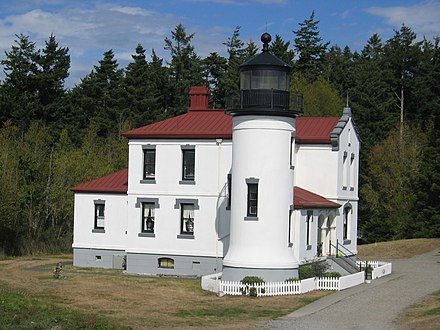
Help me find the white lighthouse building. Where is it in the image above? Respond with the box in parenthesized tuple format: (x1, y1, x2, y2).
(70, 33, 360, 282)
(222, 33, 301, 281)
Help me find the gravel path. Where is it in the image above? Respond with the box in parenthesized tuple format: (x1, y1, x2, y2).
(262, 248, 440, 329)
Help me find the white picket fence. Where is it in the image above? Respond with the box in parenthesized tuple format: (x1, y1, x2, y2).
(202, 260, 392, 297)
(207, 272, 365, 297)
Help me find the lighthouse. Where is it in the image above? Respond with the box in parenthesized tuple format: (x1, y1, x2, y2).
(222, 33, 302, 282)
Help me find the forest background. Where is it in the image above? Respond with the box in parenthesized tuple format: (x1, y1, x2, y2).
(0, 12, 439, 255)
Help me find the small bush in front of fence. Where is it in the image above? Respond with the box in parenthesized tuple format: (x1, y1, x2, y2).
(285, 277, 299, 282)
(240, 276, 265, 297)
(299, 259, 330, 279)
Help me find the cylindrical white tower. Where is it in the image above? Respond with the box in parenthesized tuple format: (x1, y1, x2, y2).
(223, 33, 302, 282)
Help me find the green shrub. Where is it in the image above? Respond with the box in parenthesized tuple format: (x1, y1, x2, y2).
(285, 277, 299, 282)
(240, 276, 265, 296)
(298, 260, 330, 279)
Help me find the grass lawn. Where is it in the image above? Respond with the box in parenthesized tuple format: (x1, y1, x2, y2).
(1, 238, 439, 329)
(396, 290, 440, 330)
(0, 256, 329, 329)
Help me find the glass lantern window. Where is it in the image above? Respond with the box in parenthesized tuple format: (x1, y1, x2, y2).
(240, 69, 288, 91)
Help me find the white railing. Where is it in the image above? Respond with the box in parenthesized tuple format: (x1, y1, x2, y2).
(356, 260, 393, 280)
(372, 262, 392, 279)
(300, 277, 316, 294)
(339, 271, 365, 290)
(201, 272, 222, 293)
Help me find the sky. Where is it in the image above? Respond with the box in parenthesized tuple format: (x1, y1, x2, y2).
(0, 0, 439, 88)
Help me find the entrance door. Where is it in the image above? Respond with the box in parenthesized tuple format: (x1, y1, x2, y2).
(328, 216, 336, 255)
(317, 215, 327, 256)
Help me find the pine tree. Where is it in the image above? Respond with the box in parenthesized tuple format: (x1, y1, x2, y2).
(164, 24, 204, 115)
(36, 34, 70, 128)
(72, 49, 125, 137)
(0, 34, 39, 132)
(293, 11, 329, 80)
(202, 52, 227, 108)
(270, 34, 294, 66)
(124, 44, 160, 127)
(221, 26, 247, 101)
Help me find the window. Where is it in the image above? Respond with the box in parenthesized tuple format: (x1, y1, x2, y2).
(343, 206, 351, 241)
(181, 204, 195, 235)
(181, 146, 195, 182)
(158, 258, 174, 269)
(136, 198, 159, 237)
(306, 211, 312, 249)
(142, 146, 156, 181)
(227, 173, 232, 210)
(288, 207, 293, 247)
(175, 199, 199, 238)
(350, 153, 355, 190)
(246, 178, 259, 219)
(93, 200, 105, 232)
(342, 151, 348, 189)
(289, 133, 295, 169)
(141, 202, 155, 233)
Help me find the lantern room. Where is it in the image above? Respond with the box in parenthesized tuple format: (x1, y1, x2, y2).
(227, 33, 302, 117)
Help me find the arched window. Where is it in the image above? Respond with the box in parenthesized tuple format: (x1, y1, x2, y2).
(158, 258, 174, 269)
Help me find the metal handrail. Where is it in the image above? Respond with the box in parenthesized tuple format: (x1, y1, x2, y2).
(329, 241, 364, 272)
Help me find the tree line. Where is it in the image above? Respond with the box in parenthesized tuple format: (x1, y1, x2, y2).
(0, 12, 438, 255)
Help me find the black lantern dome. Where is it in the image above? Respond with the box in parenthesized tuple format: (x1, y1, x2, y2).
(226, 33, 302, 117)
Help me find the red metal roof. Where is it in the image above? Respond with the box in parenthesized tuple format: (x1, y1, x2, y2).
(294, 186, 340, 209)
(122, 110, 232, 139)
(296, 117, 340, 144)
(70, 168, 128, 194)
(122, 110, 339, 144)
(70, 169, 339, 209)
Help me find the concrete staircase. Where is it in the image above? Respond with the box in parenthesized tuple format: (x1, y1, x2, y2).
(327, 255, 360, 275)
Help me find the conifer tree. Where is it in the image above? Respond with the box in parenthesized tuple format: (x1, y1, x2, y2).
(293, 11, 329, 80)
(270, 34, 294, 66)
(124, 44, 159, 127)
(0, 34, 39, 132)
(164, 24, 204, 115)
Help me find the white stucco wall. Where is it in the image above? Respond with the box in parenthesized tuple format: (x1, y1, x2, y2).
(295, 144, 338, 198)
(126, 139, 232, 258)
(72, 193, 128, 250)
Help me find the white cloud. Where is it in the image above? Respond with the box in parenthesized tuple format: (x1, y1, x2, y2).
(0, 3, 184, 87)
(365, 1, 440, 37)
(109, 6, 154, 17)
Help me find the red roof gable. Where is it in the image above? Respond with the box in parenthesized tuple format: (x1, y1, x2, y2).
(294, 186, 340, 209)
(70, 168, 128, 194)
(71, 169, 339, 209)
(122, 110, 339, 144)
(296, 117, 340, 144)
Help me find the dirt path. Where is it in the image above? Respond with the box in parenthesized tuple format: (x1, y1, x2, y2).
(264, 248, 440, 329)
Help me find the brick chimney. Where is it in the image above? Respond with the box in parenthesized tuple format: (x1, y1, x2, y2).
(189, 86, 209, 111)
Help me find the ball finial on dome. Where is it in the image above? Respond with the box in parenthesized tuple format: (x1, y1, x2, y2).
(261, 32, 271, 51)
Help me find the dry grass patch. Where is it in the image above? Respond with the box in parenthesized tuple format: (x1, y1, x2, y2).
(0, 257, 330, 329)
(357, 238, 440, 260)
(396, 291, 440, 330)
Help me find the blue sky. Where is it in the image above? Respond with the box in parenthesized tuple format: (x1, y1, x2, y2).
(0, 0, 439, 88)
